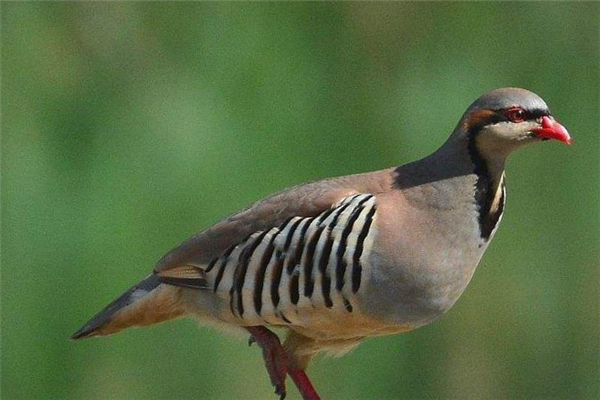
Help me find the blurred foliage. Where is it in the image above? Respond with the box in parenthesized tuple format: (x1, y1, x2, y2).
(2, 2, 599, 400)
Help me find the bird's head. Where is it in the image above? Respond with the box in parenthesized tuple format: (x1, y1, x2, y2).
(461, 88, 572, 159)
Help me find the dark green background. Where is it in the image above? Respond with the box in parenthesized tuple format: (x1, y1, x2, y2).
(2, 3, 598, 400)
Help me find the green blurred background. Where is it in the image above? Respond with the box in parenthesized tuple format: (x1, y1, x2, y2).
(2, 2, 599, 400)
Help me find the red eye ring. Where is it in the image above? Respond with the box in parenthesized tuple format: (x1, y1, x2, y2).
(505, 107, 526, 123)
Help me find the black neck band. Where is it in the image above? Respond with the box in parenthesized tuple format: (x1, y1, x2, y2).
(467, 131, 504, 240)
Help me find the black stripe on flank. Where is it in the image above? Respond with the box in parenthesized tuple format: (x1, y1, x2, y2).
(303, 224, 326, 298)
(316, 207, 335, 223)
(286, 219, 311, 276)
(328, 200, 353, 227)
(270, 218, 302, 308)
(230, 230, 269, 318)
(352, 202, 376, 293)
(204, 257, 218, 274)
(270, 250, 285, 307)
(289, 271, 300, 305)
(213, 245, 237, 292)
(212, 260, 225, 292)
(342, 297, 353, 313)
(253, 230, 278, 315)
(334, 256, 348, 293)
(335, 196, 371, 292)
(286, 218, 313, 305)
(287, 219, 312, 305)
(283, 218, 303, 252)
(279, 312, 292, 324)
(314, 199, 355, 308)
(318, 232, 334, 308)
(278, 216, 296, 234)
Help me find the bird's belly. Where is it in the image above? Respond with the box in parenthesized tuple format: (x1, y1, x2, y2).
(288, 309, 415, 341)
(201, 282, 416, 341)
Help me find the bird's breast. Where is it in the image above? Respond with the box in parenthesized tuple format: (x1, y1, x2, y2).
(359, 197, 490, 329)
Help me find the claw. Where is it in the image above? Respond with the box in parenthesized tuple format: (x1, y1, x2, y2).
(275, 384, 286, 400)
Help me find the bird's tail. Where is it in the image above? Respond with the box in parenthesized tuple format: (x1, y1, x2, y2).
(71, 274, 184, 340)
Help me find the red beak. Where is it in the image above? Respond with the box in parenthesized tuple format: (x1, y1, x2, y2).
(532, 116, 572, 145)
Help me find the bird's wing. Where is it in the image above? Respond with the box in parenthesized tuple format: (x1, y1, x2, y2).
(156, 190, 380, 327)
(153, 172, 389, 276)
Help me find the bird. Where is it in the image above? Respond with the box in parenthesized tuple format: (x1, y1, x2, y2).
(72, 88, 571, 400)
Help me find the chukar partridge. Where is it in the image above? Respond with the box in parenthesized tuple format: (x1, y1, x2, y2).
(72, 88, 572, 400)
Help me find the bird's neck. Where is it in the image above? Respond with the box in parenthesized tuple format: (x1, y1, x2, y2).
(394, 130, 507, 241)
(466, 131, 507, 241)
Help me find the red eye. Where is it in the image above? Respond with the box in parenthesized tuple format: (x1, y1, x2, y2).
(505, 107, 526, 123)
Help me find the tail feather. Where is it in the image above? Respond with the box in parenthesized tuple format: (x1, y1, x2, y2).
(71, 274, 183, 340)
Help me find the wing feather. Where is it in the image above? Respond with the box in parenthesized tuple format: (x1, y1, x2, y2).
(154, 177, 362, 273)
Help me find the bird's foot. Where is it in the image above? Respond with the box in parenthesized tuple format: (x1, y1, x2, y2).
(245, 326, 288, 400)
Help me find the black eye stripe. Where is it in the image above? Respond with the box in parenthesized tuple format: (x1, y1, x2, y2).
(494, 107, 549, 122)
(527, 108, 550, 119)
(468, 107, 550, 135)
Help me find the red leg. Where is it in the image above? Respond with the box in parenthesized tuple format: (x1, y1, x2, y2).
(245, 326, 288, 399)
(287, 368, 322, 400)
(246, 326, 323, 400)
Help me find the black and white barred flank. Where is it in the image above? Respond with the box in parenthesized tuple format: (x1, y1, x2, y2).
(198, 194, 377, 325)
